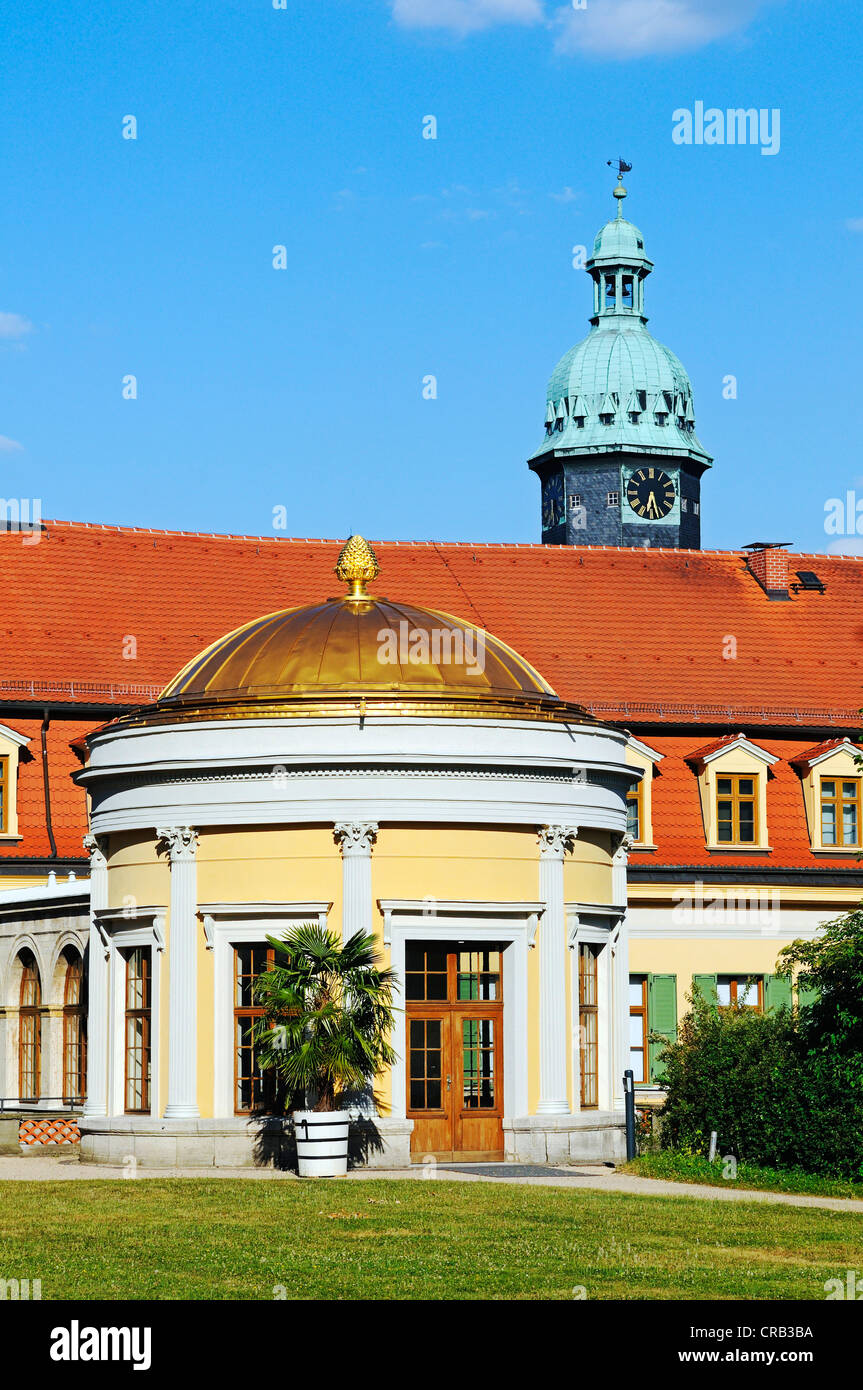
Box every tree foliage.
[777,907,863,1092]
[253,924,398,1112]
[657,915,863,1178]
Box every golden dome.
[151,537,587,724]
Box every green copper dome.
[530,191,711,469]
[590,214,651,267]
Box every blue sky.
[0,0,859,552]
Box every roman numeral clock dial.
[626,467,676,520]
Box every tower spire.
[607,157,632,218]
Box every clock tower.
[529,170,712,548]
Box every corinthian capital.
[334,821,378,855]
[613,830,635,861]
[83,832,107,869]
[537,824,579,858]
[156,826,199,862]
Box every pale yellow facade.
[97,823,617,1124]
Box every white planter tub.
[293,1110,350,1177]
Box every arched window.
[62,951,87,1102]
[19,950,42,1101]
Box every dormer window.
[716,776,756,844]
[790,739,862,854]
[625,735,663,847]
[654,412,668,425]
[0,724,29,840]
[628,411,640,424]
[688,734,777,851]
[599,413,614,425]
[821,779,861,847]
[574,416,585,428]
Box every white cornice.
[0,724,31,748]
[626,735,663,764]
[377,898,545,949]
[796,738,858,770]
[696,735,779,767]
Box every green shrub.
[657,991,863,1179]
[778,906,863,1093]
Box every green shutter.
[693,973,718,1005]
[764,974,792,1013]
[797,981,819,1010]
[647,973,677,1082]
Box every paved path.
[2,1153,862,1213]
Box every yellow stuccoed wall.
[104,823,618,1121]
[195,826,343,1118]
[0,873,63,891]
[630,938,799,1023]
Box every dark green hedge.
[657,994,863,1180]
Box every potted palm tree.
[253,924,397,1177]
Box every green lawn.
[1,1178,861,1299]
[623,1152,863,1200]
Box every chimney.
[742,542,791,600]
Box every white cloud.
[826,539,863,556]
[554,0,774,58]
[0,435,23,452]
[392,0,543,34]
[846,218,863,233]
[550,186,579,203]
[0,311,33,339]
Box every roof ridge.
[11,520,863,563]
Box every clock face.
[626,467,676,520]
[542,473,564,530]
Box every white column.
[611,833,632,1113]
[334,822,378,941]
[537,825,577,1115]
[158,826,199,1119]
[83,834,109,1117]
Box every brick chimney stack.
[743,542,791,600]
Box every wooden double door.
[406,943,504,1162]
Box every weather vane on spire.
[607,157,632,214]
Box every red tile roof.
[788,738,854,767]
[1,717,88,860]
[684,734,747,763]
[2,522,862,869]
[635,735,852,870]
